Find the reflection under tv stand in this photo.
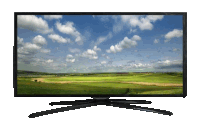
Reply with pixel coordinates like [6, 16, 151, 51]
[28, 97, 173, 118]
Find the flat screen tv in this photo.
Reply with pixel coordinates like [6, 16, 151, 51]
[14, 12, 187, 118]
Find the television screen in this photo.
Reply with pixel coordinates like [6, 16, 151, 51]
[15, 13, 186, 96]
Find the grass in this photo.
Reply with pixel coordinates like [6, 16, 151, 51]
[43, 73, 182, 84]
[17, 80, 126, 94]
[17, 72, 183, 95]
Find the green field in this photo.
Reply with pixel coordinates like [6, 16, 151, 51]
[17, 71, 183, 95]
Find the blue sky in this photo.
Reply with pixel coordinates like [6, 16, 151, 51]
[17, 15, 183, 73]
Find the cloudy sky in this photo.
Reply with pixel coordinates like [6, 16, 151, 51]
[17, 15, 183, 73]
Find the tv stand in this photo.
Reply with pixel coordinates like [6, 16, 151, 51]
[28, 97, 173, 118]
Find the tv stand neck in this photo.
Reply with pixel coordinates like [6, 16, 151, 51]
[92, 97, 110, 100]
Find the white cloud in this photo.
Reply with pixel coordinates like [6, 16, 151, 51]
[111, 15, 125, 33]
[56, 21, 83, 45]
[66, 59, 75, 63]
[30, 58, 69, 70]
[113, 23, 124, 33]
[106, 45, 122, 53]
[106, 56, 110, 59]
[95, 32, 112, 46]
[97, 15, 110, 22]
[75, 36, 83, 45]
[154, 39, 159, 44]
[63, 64, 67, 67]
[17, 36, 24, 46]
[46, 59, 53, 63]
[163, 60, 170, 64]
[146, 15, 164, 22]
[18, 54, 25, 58]
[102, 54, 110, 59]
[132, 35, 141, 41]
[121, 36, 138, 47]
[48, 34, 71, 43]
[128, 28, 137, 34]
[81, 49, 98, 60]
[102, 54, 106, 56]
[17, 43, 41, 56]
[17, 37, 51, 65]
[172, 48, 180, 52]
[138, 17, 153, 30]
[121, 15, 135, 22]
[68, 48, 81, 53]
[66, 54, 75, 63]
[84, 30, 91, 38]
[23, 42, 41, 51]
[101, 61, 107, 64]
[17, 36, 23, 43]
[114, 15, 164, 33]
[40, 49, 51, 53]
[96, 37, 106, 45]
[165, 29, 183, 39]
[93, 46, 101, 51]
[155, 60, 182, 69]
[86, 49, 97, 55]
[164, 39, 171, 43]
[32, 35, 47, 46]
[56, 21, 80, 36]
[129, 63, 152, 69]
[44, 15, 63, 20]
[17, 15, 53, 34]
[67, 54, 73, 58]
[92, 56, 98, 59]
[164, 29, 183, 42]
[106, 36, 140, 53]
[17, 42, 42, 65]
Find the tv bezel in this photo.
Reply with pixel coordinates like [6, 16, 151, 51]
[14, 12, 187, 98]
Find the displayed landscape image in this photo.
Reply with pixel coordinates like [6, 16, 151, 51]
[17, 15, 183, 95]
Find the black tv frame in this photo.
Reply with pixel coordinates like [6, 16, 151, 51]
[13, 12, 187, 98]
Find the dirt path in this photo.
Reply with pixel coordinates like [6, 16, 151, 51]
[31, 78, 100, 84]
[31, 78, 182, 87]
[122, 82, 182, 87]
[31, 78, 45, 82]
